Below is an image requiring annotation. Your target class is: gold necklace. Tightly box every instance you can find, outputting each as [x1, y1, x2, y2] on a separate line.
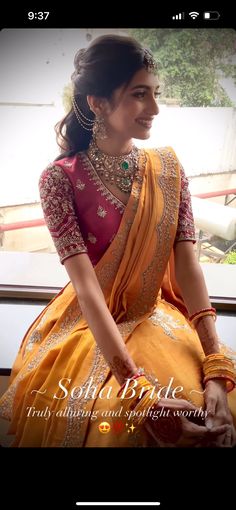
[87, 139, 140, 193]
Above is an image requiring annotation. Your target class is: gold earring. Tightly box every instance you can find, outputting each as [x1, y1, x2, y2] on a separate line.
[93, 115, 108, 140]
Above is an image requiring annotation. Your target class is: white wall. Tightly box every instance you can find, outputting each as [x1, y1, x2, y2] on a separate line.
[137, 106, 236, 176]
[1, 104, 235, 207]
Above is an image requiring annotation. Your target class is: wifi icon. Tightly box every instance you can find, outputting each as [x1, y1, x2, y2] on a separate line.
[189, 11, 199, 19]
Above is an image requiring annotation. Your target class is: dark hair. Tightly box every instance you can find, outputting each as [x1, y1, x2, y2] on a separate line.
[55, 34, 155, 159]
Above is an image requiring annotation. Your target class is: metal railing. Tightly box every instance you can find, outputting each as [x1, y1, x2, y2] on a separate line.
[0, 189, 235, 233]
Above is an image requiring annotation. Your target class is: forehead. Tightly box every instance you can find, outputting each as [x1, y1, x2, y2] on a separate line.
[127, 68, 160, 89]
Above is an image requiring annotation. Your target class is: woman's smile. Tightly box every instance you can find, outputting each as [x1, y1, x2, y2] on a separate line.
[135, 117, 154, 129]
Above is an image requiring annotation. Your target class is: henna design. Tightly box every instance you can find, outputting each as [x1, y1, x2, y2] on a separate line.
[195, 316, 219, 354]
[109, 355, 135, 379]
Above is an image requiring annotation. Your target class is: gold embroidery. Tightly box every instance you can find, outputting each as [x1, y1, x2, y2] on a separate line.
[76, 178, 86, 191]
[126, 148, 180, 321]
[63, 160, 73, 167]
[80, 153, 125, 213]
[24, 309, 51, 355]
[176, 164, 196, 242]
[88, 232, 97, 244]
[156, 148, 179, 268]
[148, 307, 191, 340]
[97, 205, 107, 218]
[117, 319, 138, 338]
[219, 341, 236, 370]
[62, 345, 109, 447]
[39, 165, 88, 263]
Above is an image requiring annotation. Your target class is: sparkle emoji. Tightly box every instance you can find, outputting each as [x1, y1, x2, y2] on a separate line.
[98, 421, 111, 434]
[126, 422, 136, 434]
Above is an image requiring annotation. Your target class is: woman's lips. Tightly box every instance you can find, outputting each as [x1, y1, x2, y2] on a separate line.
[136, 118, 153, 128]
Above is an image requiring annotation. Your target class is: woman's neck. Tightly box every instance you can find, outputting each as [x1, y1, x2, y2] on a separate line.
[94, 137, 133, 156]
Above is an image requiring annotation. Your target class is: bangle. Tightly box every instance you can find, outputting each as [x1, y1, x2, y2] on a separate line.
[203, 353, 236, 392]
[189, 307, 216, 325]
[117, 367, 145, 397]
[117, 374, 160, 424]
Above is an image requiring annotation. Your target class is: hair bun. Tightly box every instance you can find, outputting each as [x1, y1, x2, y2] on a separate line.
[73, 48, 86, 74]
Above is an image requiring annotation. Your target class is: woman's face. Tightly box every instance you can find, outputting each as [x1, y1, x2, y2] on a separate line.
[104, 68, 160, 142]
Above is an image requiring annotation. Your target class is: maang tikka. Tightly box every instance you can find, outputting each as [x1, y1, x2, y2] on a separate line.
[143, 48, 158, 73]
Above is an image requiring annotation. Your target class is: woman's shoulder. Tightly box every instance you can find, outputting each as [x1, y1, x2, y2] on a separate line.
[38, 155, 77, 192]
[145, 146, 181, 167]
[145, 146, 185, 180]
[39, 150, 81, 179]
[147, 146, 178, 159]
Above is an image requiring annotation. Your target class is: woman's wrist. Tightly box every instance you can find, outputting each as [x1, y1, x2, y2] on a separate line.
[109, 355, 138, 385]
[205, 378, 227, 392]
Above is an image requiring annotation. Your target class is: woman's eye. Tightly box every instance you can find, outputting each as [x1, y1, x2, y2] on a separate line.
[134, 92, 145, 98]
[133, 91, 161, 99]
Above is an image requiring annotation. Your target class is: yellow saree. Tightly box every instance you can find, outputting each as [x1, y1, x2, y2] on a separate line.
[0, 147, 235, 447]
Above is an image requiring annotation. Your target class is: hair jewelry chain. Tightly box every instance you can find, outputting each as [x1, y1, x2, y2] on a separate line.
[72, 96, 94, 131]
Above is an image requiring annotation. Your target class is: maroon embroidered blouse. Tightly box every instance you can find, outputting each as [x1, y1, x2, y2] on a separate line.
[39, 151, 196, 265]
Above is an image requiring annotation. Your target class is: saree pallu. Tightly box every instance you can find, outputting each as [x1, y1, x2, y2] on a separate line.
[0, 148, 235, 447]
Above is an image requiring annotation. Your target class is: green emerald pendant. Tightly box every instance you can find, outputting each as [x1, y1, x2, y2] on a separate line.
[121, 160, 129, 171]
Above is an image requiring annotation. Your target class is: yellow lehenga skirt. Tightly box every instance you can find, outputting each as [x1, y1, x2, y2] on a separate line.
[0, 148, 235, 447]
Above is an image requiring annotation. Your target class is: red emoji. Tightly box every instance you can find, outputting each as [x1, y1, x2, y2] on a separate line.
[113, 420, 125, 434]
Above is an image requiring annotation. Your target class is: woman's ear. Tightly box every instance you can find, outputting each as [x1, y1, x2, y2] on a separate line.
[87, 95, 110, 116]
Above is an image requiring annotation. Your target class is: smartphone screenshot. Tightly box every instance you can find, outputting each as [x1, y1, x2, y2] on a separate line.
[0, 7, 235, 509]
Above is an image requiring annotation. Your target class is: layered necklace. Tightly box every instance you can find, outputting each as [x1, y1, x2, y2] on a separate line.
[87, 138, 140, 193]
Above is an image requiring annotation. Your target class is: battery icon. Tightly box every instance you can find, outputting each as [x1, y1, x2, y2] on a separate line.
[204, 11, 220, 20]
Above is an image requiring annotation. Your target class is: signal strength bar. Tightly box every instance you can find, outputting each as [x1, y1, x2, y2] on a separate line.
[172, 12, 184, 20]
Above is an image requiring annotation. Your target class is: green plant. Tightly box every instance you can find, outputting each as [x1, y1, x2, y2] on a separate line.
[62, 83, 73, 113]
[129, 29, 236, 107]
[223, 251, 236, 264]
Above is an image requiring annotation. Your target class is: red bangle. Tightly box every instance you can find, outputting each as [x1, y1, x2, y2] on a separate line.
[189, 307, 216, 322]
[117, 372, 144, 397]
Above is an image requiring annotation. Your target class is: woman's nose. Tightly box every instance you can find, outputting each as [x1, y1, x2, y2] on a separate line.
[152, 98, 159, 115]
[148, 96, 159, 116]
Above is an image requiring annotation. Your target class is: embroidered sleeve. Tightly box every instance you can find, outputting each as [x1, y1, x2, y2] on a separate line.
[175, 165, 196, 243]
[39, 165, 88, 264]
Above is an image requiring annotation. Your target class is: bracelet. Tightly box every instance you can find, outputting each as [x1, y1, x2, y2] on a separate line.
[203, 353, 236, 392]
[189, 307, 216, 325]
[117, 367, 145, 398]
[117, 373, 160, 424]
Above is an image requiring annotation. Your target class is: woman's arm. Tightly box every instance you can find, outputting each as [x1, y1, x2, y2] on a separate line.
[64, 253, 137, 385]
[174, 241, 236, 445]
[174, 240, 220, 355]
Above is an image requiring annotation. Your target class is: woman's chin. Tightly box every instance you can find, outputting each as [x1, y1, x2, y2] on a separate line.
[133, 129, 151, 140]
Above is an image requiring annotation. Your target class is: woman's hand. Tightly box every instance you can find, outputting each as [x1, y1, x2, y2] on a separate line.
[145, 397, 229, 447]
[204, 379, 236, 447]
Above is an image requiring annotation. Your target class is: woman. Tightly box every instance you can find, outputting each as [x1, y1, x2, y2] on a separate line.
[0, 34, 235, 447]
